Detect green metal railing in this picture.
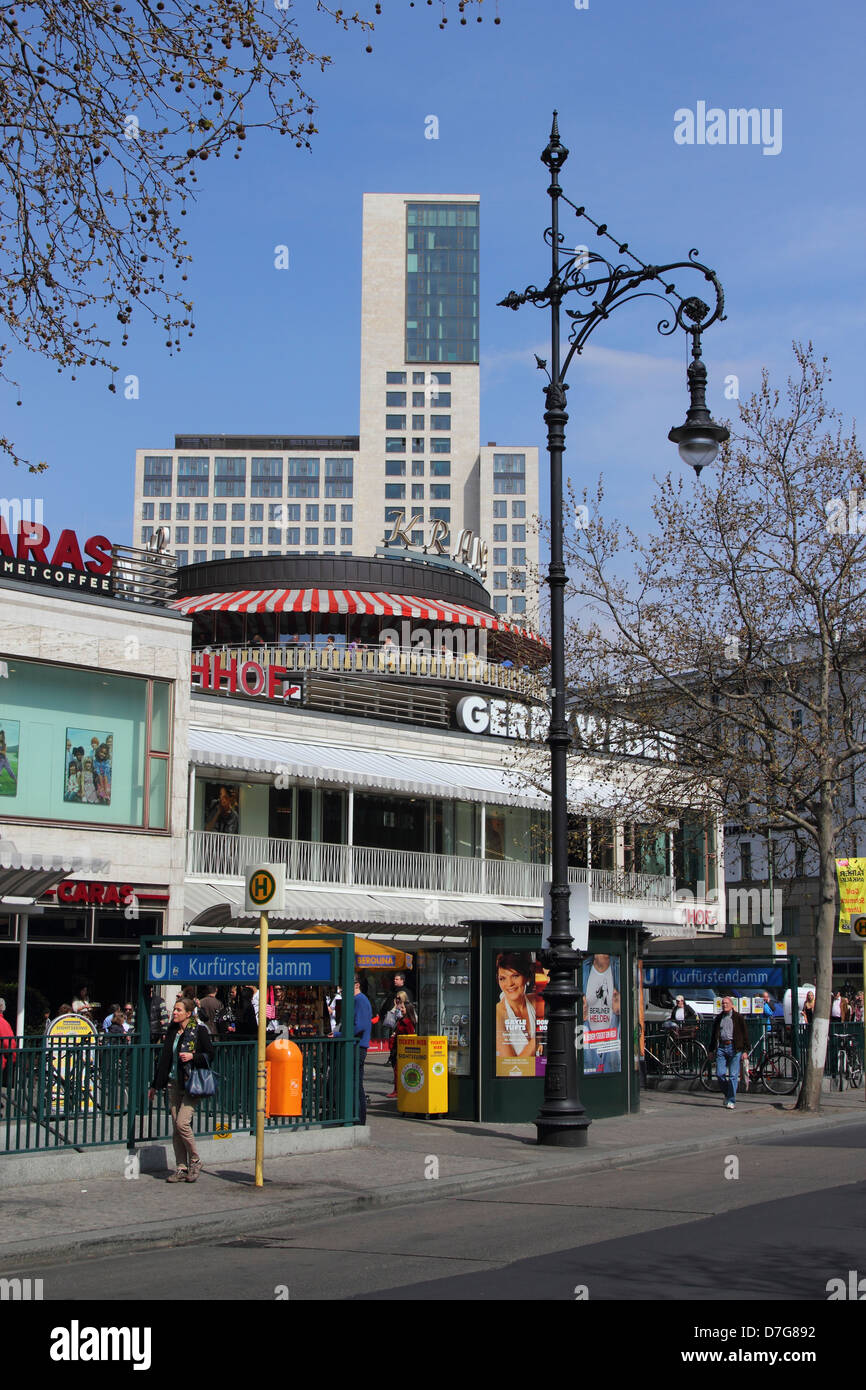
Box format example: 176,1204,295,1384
1,1035,359,1154
643,1019,863,1083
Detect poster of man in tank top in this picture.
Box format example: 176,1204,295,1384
582,953,621,1074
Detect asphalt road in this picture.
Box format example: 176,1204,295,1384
18,1121,866,1303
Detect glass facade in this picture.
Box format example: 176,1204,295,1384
405,202,479,363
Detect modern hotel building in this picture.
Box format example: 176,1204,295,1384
133,192,539,623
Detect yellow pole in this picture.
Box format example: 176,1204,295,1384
255,910,269,1187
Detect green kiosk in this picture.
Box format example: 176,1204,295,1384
417,916,648,1123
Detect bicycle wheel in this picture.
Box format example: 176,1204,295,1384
759,1051,800,1095
676,1038,707,1078
699,1054,717,1092
851,1054,864,1088
836,1052,849,1091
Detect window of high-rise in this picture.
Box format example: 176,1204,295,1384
405,203,479,363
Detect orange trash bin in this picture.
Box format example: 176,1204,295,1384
265,1038,303,1117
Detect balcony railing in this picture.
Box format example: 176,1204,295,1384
187,830,675,905
192,645,547,701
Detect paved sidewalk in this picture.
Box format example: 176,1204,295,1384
1,1057,863,1268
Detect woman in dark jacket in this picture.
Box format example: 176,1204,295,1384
148,996,214,1183
386,992,417,1099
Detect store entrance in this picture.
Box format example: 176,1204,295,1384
0,943,141,1026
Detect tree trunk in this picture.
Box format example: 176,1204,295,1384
797,822,837,1111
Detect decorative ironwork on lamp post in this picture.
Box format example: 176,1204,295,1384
499,112,728,1147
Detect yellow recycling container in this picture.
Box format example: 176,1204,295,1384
396,1035,449,1115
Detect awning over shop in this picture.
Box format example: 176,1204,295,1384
271,926,409,969
188,725,548,808
0,850,74,905
172,587,546,648
184,879,534,933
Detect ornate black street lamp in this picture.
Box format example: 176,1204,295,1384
499,112,728,1147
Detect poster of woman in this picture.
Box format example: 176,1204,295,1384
494,950,548,1077
65,728,112,805
0,721,19,796
582,953,621,1074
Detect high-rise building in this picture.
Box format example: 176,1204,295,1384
133,194,539,621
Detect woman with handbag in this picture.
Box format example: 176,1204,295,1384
148,996,215,1183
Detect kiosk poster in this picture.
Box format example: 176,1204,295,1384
835,858,866,934
582,953,621,1074
0,719,19,796
64,728,112,805
494,950,549,1078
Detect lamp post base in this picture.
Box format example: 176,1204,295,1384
536,1115,591,1147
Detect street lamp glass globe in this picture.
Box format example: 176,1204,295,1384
676,433,720,472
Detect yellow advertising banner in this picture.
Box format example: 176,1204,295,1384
835,859,866,933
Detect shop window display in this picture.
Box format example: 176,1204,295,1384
0,658,170,828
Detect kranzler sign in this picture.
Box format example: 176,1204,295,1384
0,522,113,592
835,858,866,934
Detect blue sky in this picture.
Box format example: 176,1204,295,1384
3,0,864,546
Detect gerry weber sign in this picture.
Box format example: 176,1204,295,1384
0,522,113,592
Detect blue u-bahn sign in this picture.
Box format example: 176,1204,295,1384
644,965,784,989
146,951,332,984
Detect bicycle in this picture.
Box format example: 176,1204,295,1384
700,1028,800,1096
834,1033,864,1091
644,1027,708,1084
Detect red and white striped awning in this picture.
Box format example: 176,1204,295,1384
172,588,546,646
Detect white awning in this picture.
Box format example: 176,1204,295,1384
189,725,546,808
184,878,535,932
0,848,74,905
188,725,619,811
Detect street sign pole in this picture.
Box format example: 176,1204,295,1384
255,909,269,1188
244,864,285,1190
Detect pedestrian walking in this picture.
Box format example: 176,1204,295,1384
0,997,16,1106
196,985,222,1038
803,990,815,1027
102,1002,122,1033
352,976,372,1125
235,986,258,1039
386,992,417,1098
106,1007,129,1039
708,994,749,1110
148,997,214,1183
150,992,169,1042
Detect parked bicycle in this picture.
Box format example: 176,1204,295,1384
700,1027,800,1096
644,1026,708,1084
833,1032,864,1090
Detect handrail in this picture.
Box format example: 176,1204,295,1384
187,830,675,904
191,644,547,700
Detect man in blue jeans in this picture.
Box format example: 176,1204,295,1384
709,994,750,1109
353,976,373,1125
